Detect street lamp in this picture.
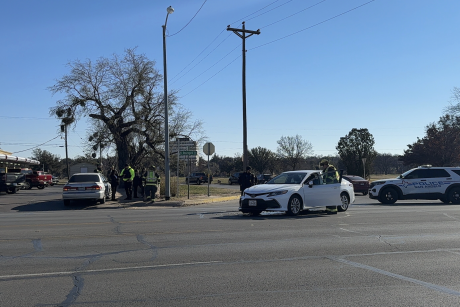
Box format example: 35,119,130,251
162,5,174,200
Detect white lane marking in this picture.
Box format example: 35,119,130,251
330,257,460,297
0,261,223,280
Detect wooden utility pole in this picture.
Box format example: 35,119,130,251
227,22,260,170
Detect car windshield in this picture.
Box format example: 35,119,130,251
266,172,307,184
399,169,415,178
349,176,365,181
69,174,101,183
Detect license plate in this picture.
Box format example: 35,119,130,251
78,187,85,191
249,200,257,206
360,183,364,185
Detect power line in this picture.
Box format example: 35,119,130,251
259,0,327,29
250,0,377,50
176,43,241,90
171,33,234,85
11,136,60,154
168,0,208,37
181,54,241,98
229,0,284,26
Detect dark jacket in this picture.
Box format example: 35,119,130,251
109,170,119,186
238,171,255,191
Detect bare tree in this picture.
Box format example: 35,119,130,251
249,146,275,174
276,135,313,170
49,48,203,172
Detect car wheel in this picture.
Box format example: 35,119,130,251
6,188,15,194
26,181,32,190
287,195,302,216
197,180,201,185
448,187,460,204
229,179,232,185
37,185,45,190
338,192,350,212
379,187,398,204
362,191,368,196
250,211,262,216
64,200,71,206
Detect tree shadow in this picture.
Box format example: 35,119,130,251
11,199,119,212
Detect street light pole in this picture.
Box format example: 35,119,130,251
162,5,174,200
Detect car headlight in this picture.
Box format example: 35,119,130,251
268,190,288,197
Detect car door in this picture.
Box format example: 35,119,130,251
401,169,427,195
302,172,341,208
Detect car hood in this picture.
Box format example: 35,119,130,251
244,184,299,193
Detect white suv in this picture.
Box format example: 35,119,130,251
369,165,460,204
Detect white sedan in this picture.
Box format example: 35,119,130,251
62,173,111,206
239,170,355,216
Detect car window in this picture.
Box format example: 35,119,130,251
403,169,425,179
451,170,460,176
305,173,321,185
425,169,450,178
69,174,101,183
267,172,307,184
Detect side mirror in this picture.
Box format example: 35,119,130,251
308,180,314,188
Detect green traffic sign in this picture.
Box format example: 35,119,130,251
180,151,197,155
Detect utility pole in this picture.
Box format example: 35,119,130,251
227,22,260,170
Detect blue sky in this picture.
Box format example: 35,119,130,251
1,0,459,161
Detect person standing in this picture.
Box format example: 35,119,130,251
133,170,142,198
109,166,119,201
320,159,339,215
120,163,135,200
142,166,160,202
238,166,255,196
94,164,103,173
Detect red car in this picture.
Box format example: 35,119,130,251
342,175,370,195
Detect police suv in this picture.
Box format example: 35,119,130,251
369,165,460,204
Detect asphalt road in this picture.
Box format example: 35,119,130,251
2,188,460,306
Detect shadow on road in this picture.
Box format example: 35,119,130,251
212,210,331,220
11,199,119,211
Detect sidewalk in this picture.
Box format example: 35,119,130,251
99,187,240,209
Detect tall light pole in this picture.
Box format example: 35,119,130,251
162,5,174,200
362,157,367,179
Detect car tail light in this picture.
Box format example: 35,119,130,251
85,185,101,191
63,186,77,191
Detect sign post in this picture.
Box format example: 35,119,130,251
180,150,197,199
203,142,215,196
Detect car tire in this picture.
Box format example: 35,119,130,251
287,195,302,216
37,185,45,190
362,191,368,196
6,188,15,194
379,187,398,204
250,211,262,216
229,180,232,185
448,187,460,204
64,200,71,206
338,192,350,212
197,180,201,185
26,181,32,190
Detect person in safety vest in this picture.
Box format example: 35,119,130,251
320,159,339,215
142,166,160,202
120,163,135,200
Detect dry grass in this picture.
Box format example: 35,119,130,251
369,174,399,181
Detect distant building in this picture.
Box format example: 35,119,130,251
69,162,97,177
